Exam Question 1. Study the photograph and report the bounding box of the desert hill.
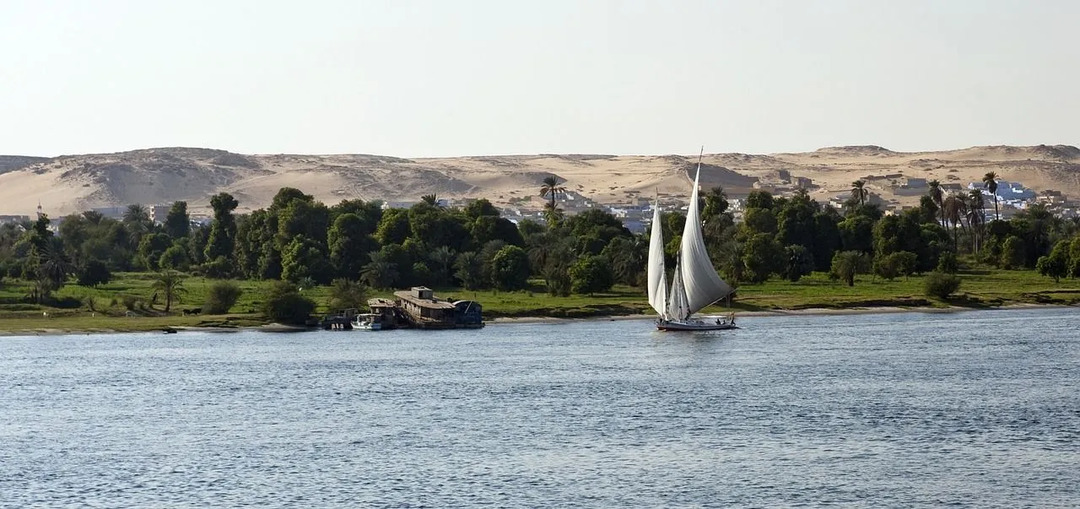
[0,156,50,175]
[0,145,1077,217]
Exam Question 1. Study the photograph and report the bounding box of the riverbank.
[5,302,1073,336]
[2,269,1078,336]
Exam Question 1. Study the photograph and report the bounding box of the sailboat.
[647,152,737,331]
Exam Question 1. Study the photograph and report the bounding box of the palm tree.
[421,194,439,206]
[427,245,457,285]
[850,180,869,207]
[928,180,944,226]
[38,238,74,291]
[943,194,969,250]
[539,175,566,210]
[542,203,564,227]
[151,270,187,313]
[123,204,152,245]
[983,172,1000,220]
[967,188,985,254]
[360,250,398,289]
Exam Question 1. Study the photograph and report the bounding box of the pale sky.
[2,0,1077,158]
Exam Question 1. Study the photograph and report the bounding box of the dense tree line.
[2,175,1080,310]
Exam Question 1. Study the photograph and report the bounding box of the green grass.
[1,268,1078,334]
[728,269,1080,312]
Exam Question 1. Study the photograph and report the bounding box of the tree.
[742,233,783,283]
[281,236,332,284]
[151,270,187,313]
[204,281,243,314]
[136,232,172,271]
[942,194,968,250]
[851,180,869,207]
[204,192,239,268]
[490,245,531,291]
[928,180,944,226]
[602,235,648,286]
[262,281,315,325]
[328,213,377,278]
[745,190,774,210]
[1069,236,1080,278]
[967,188,985,254]
[811,211,842,272]
[782,245,815,282]
[838,215,874,254]
[830,251,868,286]
[375,208,412,246]
[76,259,112,287]
[159,243,191,271]
[983,172,999,220]
[702,186,729,218]
[427,246,458,286]
[454,251,485,290]
[539,175,567,210]
[360,250,399,289]
[421,193,439,206]
[1001,235,1025,269]
[1036,239,1070,283]
[741,208,778,237]
[570,255,615,294]
[936,251,959,274]
[164,201,190,239]
[39,238,73,288]
[123,204,153,247]
[326,278,366,311]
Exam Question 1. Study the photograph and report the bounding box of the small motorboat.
[352,313,383,331]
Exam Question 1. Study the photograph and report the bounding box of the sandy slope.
[0,145,1076,216]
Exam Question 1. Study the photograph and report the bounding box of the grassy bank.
[1,269,1078,334]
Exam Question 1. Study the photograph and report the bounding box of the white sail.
[667,259,690,320]
[646,202,668,317]
[678,164,733,314]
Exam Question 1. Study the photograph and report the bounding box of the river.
[2,307,1079,507]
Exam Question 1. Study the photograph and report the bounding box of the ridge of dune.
[0,145,1077,216]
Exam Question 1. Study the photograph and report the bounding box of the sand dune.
[0,145,1077,217]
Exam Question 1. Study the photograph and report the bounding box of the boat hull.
[352,320,382,331]
[656,318,737,332]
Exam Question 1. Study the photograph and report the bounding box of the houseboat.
[392,287,484,329]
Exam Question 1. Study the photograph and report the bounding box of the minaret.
[36,201,43,219]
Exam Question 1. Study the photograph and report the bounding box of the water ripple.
[2,308,1079,507]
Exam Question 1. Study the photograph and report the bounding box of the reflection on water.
[2,308,1079,507]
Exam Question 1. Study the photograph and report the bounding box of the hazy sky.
[2,0,1078,157]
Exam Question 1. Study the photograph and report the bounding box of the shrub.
[76,259,112,287]
[936,251,958,274]
[122,295,138,310]
[262,281,315,325]
[924,271,961,299]
[204,281,243,314]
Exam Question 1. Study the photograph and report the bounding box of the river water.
[2,307,1079,507]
